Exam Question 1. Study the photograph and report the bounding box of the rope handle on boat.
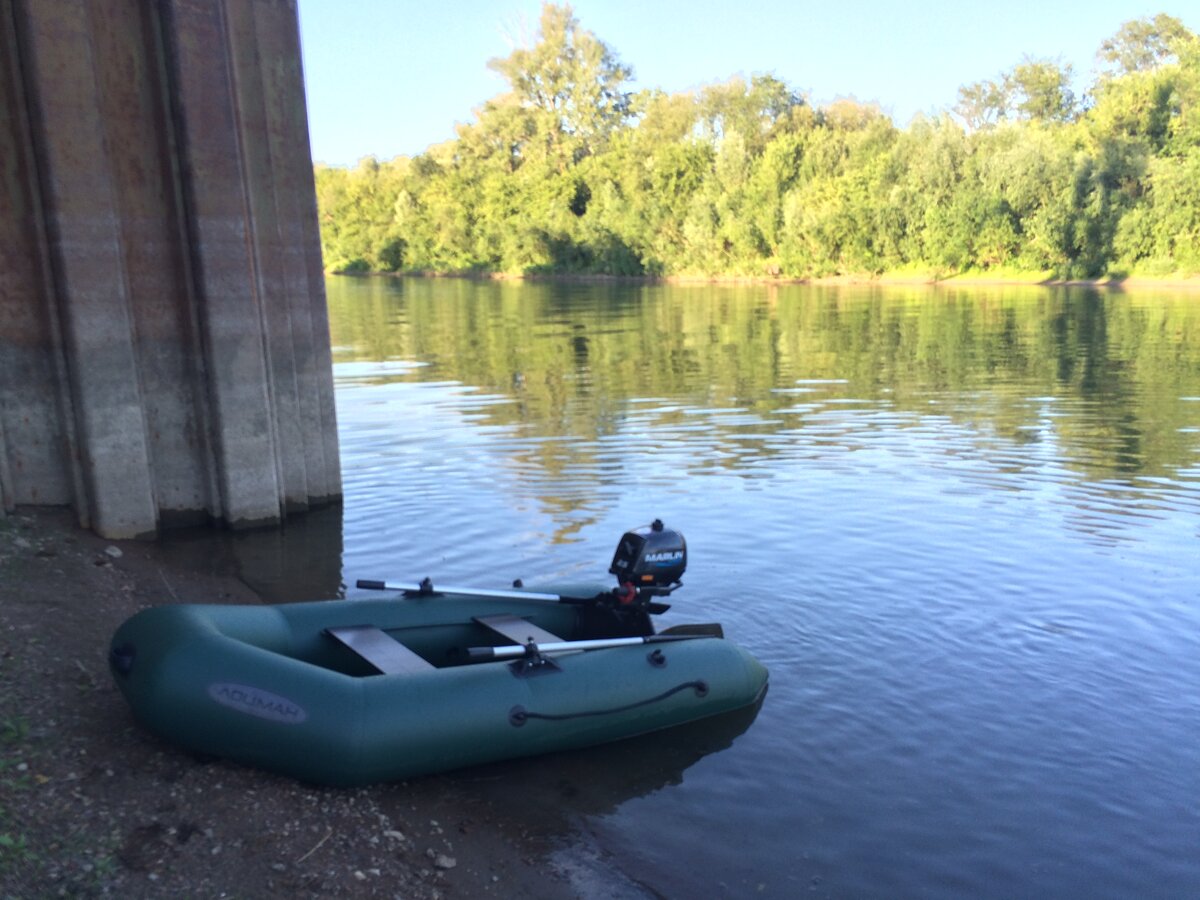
[508,680,709,727]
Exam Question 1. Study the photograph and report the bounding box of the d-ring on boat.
[108,521,768,786]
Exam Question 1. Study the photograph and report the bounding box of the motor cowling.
[609,520,686,595]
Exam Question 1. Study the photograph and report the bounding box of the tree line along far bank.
[314,6,1200,282]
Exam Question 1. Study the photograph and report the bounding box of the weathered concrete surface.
[0,0,341,537]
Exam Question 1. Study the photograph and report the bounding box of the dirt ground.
[0,508,609,899]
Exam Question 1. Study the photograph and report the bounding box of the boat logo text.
[645,551,683,564]
[208,682,308,724]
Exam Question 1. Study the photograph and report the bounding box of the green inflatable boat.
[108,522,768,786]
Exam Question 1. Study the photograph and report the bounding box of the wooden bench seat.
[325,625,434,675]
[473,613,564,646]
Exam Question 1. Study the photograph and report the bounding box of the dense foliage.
[315,7,1200,280]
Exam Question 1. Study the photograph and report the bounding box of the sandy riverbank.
[0,508,612,899]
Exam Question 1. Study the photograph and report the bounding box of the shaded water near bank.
[169,277,1200,897]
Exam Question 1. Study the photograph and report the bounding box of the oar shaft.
[356,580,563,602]
[486,636,645,659]
[467,633,705,661]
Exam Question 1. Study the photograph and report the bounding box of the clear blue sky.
[298,1,1189,167]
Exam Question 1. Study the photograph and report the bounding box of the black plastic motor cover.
[609,520,687,588]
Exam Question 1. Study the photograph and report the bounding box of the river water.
[195,277,1200,897]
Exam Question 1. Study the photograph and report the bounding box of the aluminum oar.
[356,579,566,602]
[466,632,711,661]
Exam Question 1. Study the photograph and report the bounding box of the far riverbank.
[329,268,1200,291]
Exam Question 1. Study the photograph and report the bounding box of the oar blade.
[659,622,724,638]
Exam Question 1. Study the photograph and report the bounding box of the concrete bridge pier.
[0,0,340,538]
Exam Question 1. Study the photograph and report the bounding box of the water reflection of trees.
[327,277,1200,486]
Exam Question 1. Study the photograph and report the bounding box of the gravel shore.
[0,508,593,899]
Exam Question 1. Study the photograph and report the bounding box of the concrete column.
[0,0,78,512]
[88,0,217,525]
[0,0,341,537]
[223,0,311,514]
[158,0,284,528]
[15,0,159,538]
[253,0,341,503]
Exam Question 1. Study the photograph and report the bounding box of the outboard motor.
[609,519,686,605]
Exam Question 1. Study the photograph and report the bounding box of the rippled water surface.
[238,278,1200,897]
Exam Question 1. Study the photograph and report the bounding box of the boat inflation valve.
[609,520,687,605]
[109,643,136,676]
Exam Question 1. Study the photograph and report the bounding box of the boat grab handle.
[508,680,709,727]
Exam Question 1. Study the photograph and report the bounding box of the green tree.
[955,59,1077,127]
[1098,13,1192,76]
[314,6,1200,281]
[1007,58,1077,123]
[696,74,805,153]
[486,3,632,171]
[955,79,1009,130]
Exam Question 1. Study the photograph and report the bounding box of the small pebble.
[105,546,123,558]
